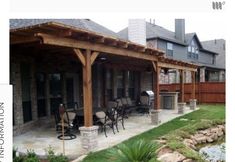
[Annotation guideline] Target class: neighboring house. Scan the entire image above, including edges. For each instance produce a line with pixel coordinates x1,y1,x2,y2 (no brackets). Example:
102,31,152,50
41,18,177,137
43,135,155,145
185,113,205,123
118,19,225,83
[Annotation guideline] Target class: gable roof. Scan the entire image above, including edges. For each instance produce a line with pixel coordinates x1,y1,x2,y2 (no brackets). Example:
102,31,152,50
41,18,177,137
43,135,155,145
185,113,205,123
201,39,225,69
10,19,120,38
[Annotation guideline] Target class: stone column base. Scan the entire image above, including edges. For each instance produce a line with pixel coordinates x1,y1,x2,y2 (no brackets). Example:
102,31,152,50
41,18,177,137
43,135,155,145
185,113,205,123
189,99,197,110
150,109,161,124
178,102,186,114
79,126,99,152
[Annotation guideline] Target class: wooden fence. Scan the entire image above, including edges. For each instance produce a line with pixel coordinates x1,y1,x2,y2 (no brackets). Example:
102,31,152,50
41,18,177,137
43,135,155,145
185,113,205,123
159,82,225,103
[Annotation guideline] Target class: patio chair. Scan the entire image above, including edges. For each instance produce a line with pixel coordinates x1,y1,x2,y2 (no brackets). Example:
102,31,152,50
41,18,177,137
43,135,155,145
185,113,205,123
95,111,116,137
120,98,132,116
64,102,80,129
107,101,125,132
53,108,77,140
115,102,125,131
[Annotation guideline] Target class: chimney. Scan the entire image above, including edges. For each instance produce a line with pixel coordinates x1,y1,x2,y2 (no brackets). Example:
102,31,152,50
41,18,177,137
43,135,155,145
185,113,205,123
175,19,185,42
128,19,146,46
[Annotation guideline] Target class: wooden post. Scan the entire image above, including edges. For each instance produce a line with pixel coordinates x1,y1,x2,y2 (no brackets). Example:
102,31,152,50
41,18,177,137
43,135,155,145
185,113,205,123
180,69,185,102
74,49,99,127
83,50,93,127
191,71,196,99
153,62,160,110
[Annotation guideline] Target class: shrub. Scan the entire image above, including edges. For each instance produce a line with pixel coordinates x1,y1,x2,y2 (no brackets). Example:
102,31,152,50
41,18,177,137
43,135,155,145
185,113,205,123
46,146,69,162
106,139,157,162
24,149,40,162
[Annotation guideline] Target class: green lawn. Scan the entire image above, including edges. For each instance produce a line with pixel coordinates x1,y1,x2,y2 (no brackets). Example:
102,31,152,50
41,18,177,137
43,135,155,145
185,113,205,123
83,104,225,162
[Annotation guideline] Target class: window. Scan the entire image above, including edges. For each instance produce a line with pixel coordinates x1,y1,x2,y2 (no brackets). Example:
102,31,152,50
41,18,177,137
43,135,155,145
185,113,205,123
128,71,135,99
166,42,173,56
212,55,216,65
187,40,199,59
21,63,32,123
106,69,113,101
36,73,46,117
49,73,62,97
117,70,125,98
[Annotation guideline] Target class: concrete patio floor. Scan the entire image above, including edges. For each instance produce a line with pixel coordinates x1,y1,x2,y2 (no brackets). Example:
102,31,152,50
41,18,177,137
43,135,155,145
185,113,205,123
14,106,197,160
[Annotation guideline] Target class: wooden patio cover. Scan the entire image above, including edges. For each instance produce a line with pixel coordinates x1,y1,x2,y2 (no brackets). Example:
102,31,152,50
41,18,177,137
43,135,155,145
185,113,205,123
10,21,198,127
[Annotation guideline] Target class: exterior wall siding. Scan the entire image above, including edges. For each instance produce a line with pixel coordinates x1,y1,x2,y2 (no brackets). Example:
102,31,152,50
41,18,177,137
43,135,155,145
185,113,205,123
199,51,214,65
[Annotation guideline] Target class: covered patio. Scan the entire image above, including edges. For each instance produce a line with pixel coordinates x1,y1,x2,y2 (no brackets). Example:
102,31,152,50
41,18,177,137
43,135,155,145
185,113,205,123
10,20,198,155
13,107,196,159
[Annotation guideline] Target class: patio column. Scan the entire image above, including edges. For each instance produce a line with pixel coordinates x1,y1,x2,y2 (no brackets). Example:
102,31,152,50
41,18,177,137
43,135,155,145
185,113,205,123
74,48,99,152
178,69,186,114
151,61,161,125
190,71,197,110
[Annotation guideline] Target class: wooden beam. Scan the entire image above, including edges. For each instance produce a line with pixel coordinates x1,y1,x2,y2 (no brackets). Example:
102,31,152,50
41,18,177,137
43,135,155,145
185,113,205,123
158,62,197,72
73,48,85,66
10,35,41,45
91,51,99,65
191,71,196,99
83,49,93,127
180,70,185,102
35,33,159,62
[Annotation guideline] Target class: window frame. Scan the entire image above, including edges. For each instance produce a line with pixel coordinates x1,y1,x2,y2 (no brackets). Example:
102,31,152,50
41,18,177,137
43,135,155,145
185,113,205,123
166,42,173,57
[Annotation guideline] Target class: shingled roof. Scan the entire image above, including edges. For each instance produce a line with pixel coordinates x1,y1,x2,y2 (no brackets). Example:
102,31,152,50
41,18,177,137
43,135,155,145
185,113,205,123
10,19,120,38
118,21,218,55
118,22,196,45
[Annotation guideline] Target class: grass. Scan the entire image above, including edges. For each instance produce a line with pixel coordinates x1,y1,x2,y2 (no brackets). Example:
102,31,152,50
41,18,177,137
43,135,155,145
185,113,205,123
83,104,225,162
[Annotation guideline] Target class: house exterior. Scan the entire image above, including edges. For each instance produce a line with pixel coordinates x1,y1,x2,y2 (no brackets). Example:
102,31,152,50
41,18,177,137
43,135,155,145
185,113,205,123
10,18,198,149
118,19,225,83
201,39,226,81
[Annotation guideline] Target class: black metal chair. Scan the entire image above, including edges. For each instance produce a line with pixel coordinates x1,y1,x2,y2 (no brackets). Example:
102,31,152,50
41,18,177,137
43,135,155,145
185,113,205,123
53,107,77,140
95,110,115,137
116,98,129,118
107,101,125,132
115,102,125,131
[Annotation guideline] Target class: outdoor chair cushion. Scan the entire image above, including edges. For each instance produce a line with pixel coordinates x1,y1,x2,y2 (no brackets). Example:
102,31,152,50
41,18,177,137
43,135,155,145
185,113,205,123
64,112,76,124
